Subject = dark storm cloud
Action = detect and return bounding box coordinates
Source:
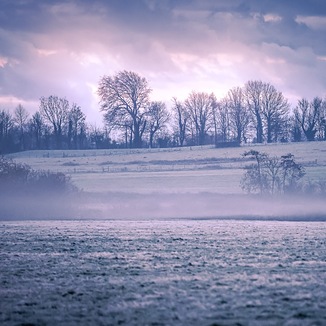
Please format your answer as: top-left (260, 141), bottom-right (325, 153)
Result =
top-left (0, 0), bottom-right (325, 121)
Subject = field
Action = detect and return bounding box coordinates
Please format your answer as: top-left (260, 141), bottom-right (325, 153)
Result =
top-left (1, 220), bottom-right (326, 325)
top-left (7, 141), bottom-right (326, 195)
top-left (5, 141), bottom-right (326, 219)
top-left (1, 142), bottom-right (326, 325)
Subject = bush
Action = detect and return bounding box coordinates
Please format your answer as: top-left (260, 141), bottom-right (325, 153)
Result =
top-left (0, 157), bottom-right (76, 196)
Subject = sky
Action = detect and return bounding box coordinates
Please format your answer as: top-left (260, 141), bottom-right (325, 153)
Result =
top-left (0, 0), bottom-right (326, 124)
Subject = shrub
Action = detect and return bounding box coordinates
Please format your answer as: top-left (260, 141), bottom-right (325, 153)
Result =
top-left (0, 157), bottom-right (76, 196)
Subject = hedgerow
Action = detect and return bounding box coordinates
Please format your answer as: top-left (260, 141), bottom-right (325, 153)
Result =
top-left (0, 157), bottom-right (76, 196)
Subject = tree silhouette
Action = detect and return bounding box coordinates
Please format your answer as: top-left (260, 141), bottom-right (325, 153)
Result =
top-left (98, 70), bottom-right (151, 148)
top-left (40, 96), bottom-right (69, 149)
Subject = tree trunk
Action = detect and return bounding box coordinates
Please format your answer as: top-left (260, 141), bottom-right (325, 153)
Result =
top-left (256, 113), bottom-right (263, 143)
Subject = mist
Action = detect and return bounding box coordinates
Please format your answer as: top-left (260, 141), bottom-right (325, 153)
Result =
top-left (2, 190), bottom-right (325, 221)
top-left (76, 192), bottom-right (326, 221)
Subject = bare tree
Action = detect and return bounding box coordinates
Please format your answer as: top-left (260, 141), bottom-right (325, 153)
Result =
top-left (98, 70), bottom-right (151, 148)
top-left (147, 101), bottom-right (170, 148)
top-left (245, 80), bottom-right (264, 143)
top-left (0, 110), bottom-right (14, 153)
top-left (226, 87), bottom-right (251, 143)
top-left (184, 91), bottom-right (214, 145)
top-left (244, 81), bottom-right (290, 143)
top-left (14, 104), bottom-right (29, 151)
top-left (241, 151), bottom-right (305, 195)
top-left (261, 83), bottom-right (289, 143)
top-left (29, 111), bottom-right (45, 149)
top-left (40, 95), bottom-right (69, 149)
top-left (210, 94), bottom-right (219, 145)
top-left (67, 104), bottom-right (86, 149)
top-left (242, 150), bottom-right (269, 194)
top-left (290, 114), bottom-right (303, 142)
top-left (279, 154), bottom-right (305, 193)
top-left (316, 99), bottom-right (326, 140)
top-left (171, 97), bottom-right (188, 147)
top-left (294, 97), bottom-right (322, 141)
top-left (216, 98), bottom-right (230, 142)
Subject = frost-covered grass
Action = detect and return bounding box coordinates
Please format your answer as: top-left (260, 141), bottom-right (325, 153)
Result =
top-left (6, 142), bottom-right (326, 195)
top-left (1, 220), bottom-right (326, 325)
top-left (2, 144), bottom-right (326, 325)
top-left (72, 169), bottom-right (243, 194)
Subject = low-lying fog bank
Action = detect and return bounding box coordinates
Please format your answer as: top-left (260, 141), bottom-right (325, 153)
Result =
top-left (1, 192), bottom-right (325, 221)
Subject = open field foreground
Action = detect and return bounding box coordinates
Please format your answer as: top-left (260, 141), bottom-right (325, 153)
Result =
top-left (2, 143), bottom-right (326, 325)
top-left (1, 220), bottom-right (326, 326)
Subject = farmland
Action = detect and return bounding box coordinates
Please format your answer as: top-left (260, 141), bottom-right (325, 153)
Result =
top-left (2, 143), bottom-right (326, 325)
top-left (7, 141), bottom-right (326, 195)
top-left (4, 141), bottom-right (325, 220)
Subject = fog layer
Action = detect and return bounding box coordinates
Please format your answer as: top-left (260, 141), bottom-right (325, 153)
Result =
top-left (2, 191), bottom-right (325, 221)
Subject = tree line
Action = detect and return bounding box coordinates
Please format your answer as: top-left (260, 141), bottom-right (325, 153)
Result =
top-left (1, 70), bottom-right (326, 153)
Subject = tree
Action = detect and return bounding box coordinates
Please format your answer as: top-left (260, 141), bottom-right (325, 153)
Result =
top-left (265, 155), bottom-right (282, 195)
top-left (290, 115), bottom-right (302, 142)
top-left (242, 150), bottom-right (269, 194)
top-left (147, 101), bottom-right (170, 148)
top-left (225, 87), bottom-right (251, 143)
top-left (294, 97), bottom-right (322, 141)
top-left (0, 110), bottom-right (14, 153)
top-left (210, 94), bottom-right (219, 145)
top-left (40, 95), bottom-right (69, 149)
top-left (241, 150), bottom-right (305, 195)
top-left (216, 99), bottom-right (230, 142)
top-left (88, 124), bottom-right (113, 149)
top-left (98, 70), bottom-right (151, 148)
top-left (244, 81), bottom-right (290, 143)
top-left (260, 83), bottom-right (289, 143)
top-left (316, 99), bottom-right (326, 140)
top-left (14, 104), bottom-right (29, 151)
top-left (279, 153), bottom-right (306, 193)
top-left (171, 97), bottom-right (188, 147)
top-left (29, 111), bottom-right (45, 149)
top-left (245, 80), bottom-right (264, 143)
top-left (184, 91), bottom-right (214, 145)
top-left (67, 104), bottom-right (86, 149)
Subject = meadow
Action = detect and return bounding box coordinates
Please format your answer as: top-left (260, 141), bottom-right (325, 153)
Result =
top-left (1, 220), bottom-right (326, 325)
top-left (4, 141), bottom-right (326, 220)
top-left (7, 141), bottom-right (326, 195)
top-left (2, 142), bottom-right (326, 326)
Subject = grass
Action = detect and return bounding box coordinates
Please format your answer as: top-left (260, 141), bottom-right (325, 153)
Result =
top-left (6, 141), bottom-right (326, 195)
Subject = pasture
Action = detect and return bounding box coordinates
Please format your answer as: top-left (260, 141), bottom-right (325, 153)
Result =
top-left (7, 141), bottom-right (326, 195)
top-left (2, 144), bottom-right (326, 325)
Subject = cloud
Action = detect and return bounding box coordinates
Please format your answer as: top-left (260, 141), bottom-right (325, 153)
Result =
top-left (263, 13), bottom-right (282, 23)
top-left (295, 15), bottom-right (326, 30)
top-left (0, 0), bottom-right (326, 124)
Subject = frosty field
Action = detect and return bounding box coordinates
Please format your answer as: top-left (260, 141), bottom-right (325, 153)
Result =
top-left (7, 141), bottom-right (326, 195)
top-left (2, 142), bottom-right (326, 325)
top-left (4, 141), bottom-right (326, 220)
top-left (1, 220), bottom-right (326, 326)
